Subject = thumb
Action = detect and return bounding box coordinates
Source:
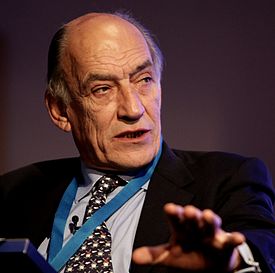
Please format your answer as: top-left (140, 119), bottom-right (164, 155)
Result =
top-left (132, 244), bottom-right (170, 265)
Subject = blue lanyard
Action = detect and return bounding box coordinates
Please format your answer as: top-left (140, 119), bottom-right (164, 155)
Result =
top-left (48, 141), bottom-right (162, 272)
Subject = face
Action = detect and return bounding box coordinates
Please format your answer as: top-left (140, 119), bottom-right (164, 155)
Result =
top-left (61, 14), bottom-right (161, 172)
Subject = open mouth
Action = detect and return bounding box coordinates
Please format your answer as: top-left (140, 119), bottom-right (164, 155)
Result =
top-left (115, 130), bottom-right (148, 139)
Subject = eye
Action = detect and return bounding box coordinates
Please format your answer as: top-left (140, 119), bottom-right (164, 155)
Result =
top-left (136, 74), bottom-right (154, 86)
top-left (141, 77), bottom-right (153, 83)
top-left (136, 75), bottom-right (154, 90)
top-left (92, 86), bottom-right (110, 95)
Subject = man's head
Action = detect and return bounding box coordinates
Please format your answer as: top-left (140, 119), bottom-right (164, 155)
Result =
top-left (45, 12), bottom-right (163, 172)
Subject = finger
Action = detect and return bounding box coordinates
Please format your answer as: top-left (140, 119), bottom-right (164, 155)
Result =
top-left (164, 203), bottom-right (200, 239)
top-left (179, 206), bottom-right (222, 239)
top-left (212, 231), bottom-right (245, 249)
top-left (224, 232), bottom-right (245, 247)
top-left (164, 204), bottom-right (206, 249)
top-left (164, 203), bottom-right (205, 229)
top-left (201, 209), bottom-right (221, 229)
top-left (201, 209), bottom-right (222, 239)
top-left (199, 210), bottom-right (245, 250)
top-left (132, 244), bottom-right (170, 265)
top-left (206, 232), bottom-right (245, 271)
top-left (164, 203), bottom-right (202, 220)
top-left (163, 203), bottom-right (184, 219)
top-left (180, 206), bottom-right (204, 240)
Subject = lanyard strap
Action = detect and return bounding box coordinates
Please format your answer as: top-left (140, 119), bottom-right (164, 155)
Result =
top-left (48, 141), bottom-right (162, 271)
top-left (48, 179), bottom-right (78, 263)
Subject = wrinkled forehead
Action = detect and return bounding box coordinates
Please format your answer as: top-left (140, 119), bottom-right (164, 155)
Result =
top-left (64, 13), bottom-right (152, 66)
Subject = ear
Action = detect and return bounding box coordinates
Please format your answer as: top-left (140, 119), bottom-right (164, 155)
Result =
top-left (45, 91), bottom-right (72, 132)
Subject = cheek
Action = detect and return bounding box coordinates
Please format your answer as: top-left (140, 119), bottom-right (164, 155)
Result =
top-left (147, 91), bottom-right (161, 120)
top-left (84, 103), bottom-right (116, 141)
top-left (67, 100), bottom-right (97, 139)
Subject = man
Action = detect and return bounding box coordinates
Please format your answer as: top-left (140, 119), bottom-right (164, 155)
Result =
top-left (0, 12), bottom-right (274, 273)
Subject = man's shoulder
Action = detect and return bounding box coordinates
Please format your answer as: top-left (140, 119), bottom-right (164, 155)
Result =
top-left (0, 157), bottom-right (80, 190)
top-left (2, 157), bottom-right (80, 176)
top-left (172, 148), bottom-right (247, 166)
top-left (168, 146), bottom-right (271, 182)
top-left (159, 143), bottom-right (263, 181)
top-left (166, 144), bottom-right (270, 176)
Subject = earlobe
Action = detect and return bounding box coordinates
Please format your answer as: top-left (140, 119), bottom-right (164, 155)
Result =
top-left (45, 92), bottom-right (72, 132)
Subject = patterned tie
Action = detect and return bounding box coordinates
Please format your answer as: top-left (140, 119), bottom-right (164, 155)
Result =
top-left (64, 175), bottom-right (126, 273)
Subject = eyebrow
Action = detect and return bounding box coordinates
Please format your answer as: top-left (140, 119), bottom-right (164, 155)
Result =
top-left (82, 59), bottom-right (153, 87)
top-left (129, 59), bottom-right (153, 78)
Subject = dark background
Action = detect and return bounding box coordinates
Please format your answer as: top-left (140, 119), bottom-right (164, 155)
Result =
top-left (1, 1), bottom-right (274, 187)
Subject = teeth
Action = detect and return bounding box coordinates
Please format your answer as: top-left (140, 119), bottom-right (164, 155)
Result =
top-left (124, 131), bottom-right (143, 138)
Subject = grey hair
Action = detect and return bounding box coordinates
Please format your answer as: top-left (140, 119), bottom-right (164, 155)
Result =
top-left (113, 11), bottom-right (163, 79)
top-left (46, 12), bottom-right (163, 105)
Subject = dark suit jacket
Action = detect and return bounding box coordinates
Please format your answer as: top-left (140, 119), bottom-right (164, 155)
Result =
top-left (1, 142), bottom-right (275, 272)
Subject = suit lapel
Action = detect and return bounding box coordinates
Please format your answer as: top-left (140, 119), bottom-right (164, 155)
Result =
top-left (131, 143), bottom-right (195, 273)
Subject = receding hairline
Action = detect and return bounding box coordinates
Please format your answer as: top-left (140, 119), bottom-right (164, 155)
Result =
top-left (65, 12), bottom-right (124, 28)
top-left (58, 12), bottom-right (153, 67)
top-left (46, 11), bottom-right (163, 104)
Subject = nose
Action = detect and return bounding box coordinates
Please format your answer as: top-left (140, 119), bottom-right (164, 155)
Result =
top-left (117, 84), bottom-right (145, 122)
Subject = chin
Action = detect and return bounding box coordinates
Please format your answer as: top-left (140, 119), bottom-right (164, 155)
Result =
top-left (111, 151), bottom-right (156, 171)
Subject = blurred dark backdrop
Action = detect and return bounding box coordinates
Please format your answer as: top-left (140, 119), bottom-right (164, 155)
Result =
top-left (0, 0), bottom-right (274, 187)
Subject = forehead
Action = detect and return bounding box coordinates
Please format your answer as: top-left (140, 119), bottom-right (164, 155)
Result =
top-left (64, 14), bottom-right (152, 76)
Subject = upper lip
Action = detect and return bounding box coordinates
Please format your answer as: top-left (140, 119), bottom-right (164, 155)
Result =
top-left (115, 129), bottom-right (150, 138)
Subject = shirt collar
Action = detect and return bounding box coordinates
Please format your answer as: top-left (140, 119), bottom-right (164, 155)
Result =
top-left (76, 161), bottom-right (149, 202)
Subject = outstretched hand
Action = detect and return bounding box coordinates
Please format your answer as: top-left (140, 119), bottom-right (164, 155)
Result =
top-left (132, 204), bottom-right (245, 272)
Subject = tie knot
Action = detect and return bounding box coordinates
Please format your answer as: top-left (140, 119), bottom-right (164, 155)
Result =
top-left (93, 174), bottom-right (126, 196)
